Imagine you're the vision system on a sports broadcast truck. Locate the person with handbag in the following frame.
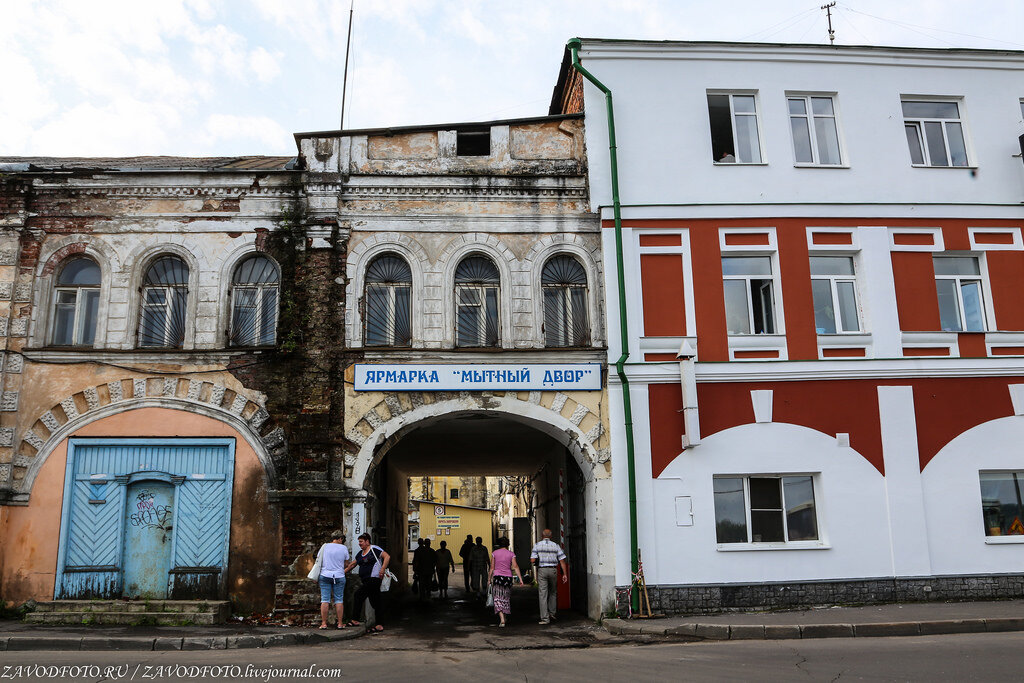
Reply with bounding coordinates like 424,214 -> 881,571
434,540 -> 456,599
344,532 -> 391,633
487,537 -> 524,627
309,530 -> 350,629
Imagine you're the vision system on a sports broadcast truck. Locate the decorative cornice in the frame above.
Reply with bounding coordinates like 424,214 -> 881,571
31,184 -> 299,199
341,184 -> 587,201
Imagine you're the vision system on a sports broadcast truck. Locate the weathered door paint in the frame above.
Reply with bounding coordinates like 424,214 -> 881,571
55,438 -> 235,600
122,482 -> 175,598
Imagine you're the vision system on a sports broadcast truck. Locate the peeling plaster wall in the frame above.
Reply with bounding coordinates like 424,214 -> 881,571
0,407 -> 277,611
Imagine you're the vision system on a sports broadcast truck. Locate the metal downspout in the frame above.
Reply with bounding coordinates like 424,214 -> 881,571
567,38 -> 640,613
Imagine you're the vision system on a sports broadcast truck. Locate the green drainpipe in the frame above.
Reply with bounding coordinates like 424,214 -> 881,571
567,38 -> 640,614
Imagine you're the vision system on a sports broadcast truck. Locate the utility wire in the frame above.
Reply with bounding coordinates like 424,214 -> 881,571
841,5 -> 1024,49
739,7 -> 818,41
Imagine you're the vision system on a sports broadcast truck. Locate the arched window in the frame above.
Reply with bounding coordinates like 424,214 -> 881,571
542,254 -> 590,347
364,253 -> 412,347
52,257 -> 100,346
455,255 -> 500,347
230,255 -> 280,347
138,255 -> 189,348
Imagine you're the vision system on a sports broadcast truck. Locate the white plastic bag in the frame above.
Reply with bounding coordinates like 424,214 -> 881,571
485,585 -> 494,607
380,568 -> 396,591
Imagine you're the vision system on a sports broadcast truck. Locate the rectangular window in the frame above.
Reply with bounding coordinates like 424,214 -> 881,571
788,96 -> 842,165
902,100 -> 969,167
981,472 -> 1024,536
934,256 -> 986,332
450,488 -> 460,500
714,475 -> 819,544
810,256 -> 860,333
722,256 -> 776,334
708,93 -> 762,163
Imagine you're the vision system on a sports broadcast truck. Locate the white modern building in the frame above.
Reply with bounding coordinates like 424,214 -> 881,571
552,39 -> 1024,613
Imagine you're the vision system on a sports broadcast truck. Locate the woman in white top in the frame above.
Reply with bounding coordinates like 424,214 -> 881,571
318,529 -> 351,629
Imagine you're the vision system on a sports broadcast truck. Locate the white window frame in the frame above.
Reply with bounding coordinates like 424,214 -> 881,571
787,93 -> 844,167
229,283 -> 278,347
708,91 -> 764,164
713,474 -> 825,550
933,255 -> 988,333
52,286 -> 100,347
980,470 -> 1024,544
810,255 -> 861,334
139,285 -> 186,348
901,98 -> 970,167
722,254 -> 778,335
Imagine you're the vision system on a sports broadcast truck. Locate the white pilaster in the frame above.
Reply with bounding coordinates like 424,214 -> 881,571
878,385 -> 931,576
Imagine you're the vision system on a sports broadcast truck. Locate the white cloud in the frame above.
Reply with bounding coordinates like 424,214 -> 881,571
249,47 -> 282,83
199,114 -> 293,153
27,99 -> 183,156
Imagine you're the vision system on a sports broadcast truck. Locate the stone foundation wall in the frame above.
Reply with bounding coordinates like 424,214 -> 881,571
617,574 -> 1024,616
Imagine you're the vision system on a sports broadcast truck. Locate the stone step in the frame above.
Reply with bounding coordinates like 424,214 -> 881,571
25,611 -> 221,626
32,600 -> 229,619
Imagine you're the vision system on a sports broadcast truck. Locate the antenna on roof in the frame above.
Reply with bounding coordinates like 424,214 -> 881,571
821,2 -> 836,45
340,0 -> 355,131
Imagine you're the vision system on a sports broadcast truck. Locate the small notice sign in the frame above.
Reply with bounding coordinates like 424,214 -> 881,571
1010,518 -> 1024,535
436,515 -> 460,528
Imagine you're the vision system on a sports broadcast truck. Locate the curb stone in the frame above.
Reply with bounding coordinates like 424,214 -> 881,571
81,637 -> 156,651
0,627 -> 366,651
603,617 -> 1024,641
154,637 -> 183,650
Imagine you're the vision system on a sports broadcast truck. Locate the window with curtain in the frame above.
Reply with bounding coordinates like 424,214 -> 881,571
52,257 -> 101,346
138,255 -> 189,348
455,255 -> 500,347
542,254 -> 589,347
230,255 -> 280,347
364,253 -> 412,347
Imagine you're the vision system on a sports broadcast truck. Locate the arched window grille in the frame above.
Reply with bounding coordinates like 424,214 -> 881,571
52,257 -> 100,346
542,254 -> 590,347
455,256 -> 500,347
230,255 -> 280,347
364,254 -> 412,347
138,255 -> 189,348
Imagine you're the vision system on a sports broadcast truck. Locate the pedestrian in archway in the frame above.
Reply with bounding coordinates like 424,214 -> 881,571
317,530 -> 350,629
435,540 -> 456,599
459,534 -> 474,592
488,537 -> 524,627
344,533 -> 390,633
417,538 -> 438,600
530,529 -> 568,625
469,536 -> 490,596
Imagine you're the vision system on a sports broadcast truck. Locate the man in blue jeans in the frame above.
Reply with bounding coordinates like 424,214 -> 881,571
530,529 -> 568,625
318,530 -> 350,629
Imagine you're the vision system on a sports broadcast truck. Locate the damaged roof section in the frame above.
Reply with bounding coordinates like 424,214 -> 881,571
296,114 -> 586,176
0,156 -> 297,173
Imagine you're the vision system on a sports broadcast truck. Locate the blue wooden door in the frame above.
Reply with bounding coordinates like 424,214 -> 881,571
56,438 -> 235,600
122,482 -> 175,598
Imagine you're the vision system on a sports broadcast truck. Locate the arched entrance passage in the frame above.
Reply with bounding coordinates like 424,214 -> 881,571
360,407 -> 597,616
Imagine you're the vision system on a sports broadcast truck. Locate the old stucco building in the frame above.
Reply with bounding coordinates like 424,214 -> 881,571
0,113 -> 613,619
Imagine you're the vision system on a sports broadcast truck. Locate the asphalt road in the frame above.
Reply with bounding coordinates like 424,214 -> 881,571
4,632 -> 1024,682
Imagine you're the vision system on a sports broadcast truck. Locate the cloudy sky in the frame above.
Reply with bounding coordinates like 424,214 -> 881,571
3,0 -> 1023,158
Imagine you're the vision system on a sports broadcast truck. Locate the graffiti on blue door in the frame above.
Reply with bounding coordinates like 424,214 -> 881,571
123,483 -> 175,598
55,438 -> 235,600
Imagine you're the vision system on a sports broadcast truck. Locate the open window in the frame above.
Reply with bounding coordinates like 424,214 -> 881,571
934,255 -> 986,332
722,256 -> 776,335
810,256 -> 860,334
902,99 -> 969,167
707,93 -> 762,163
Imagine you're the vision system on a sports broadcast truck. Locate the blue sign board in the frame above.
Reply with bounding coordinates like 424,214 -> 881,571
354,363 -> 602,391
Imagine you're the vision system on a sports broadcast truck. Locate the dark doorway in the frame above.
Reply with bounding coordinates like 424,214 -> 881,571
565,456 -> 588,612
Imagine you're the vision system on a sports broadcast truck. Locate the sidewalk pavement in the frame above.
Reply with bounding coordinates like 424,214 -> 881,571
604,599 -> 1024,641
0,620 -> 364,651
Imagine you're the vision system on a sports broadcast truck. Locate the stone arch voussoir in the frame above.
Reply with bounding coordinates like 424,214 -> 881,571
347,390 -> 606,489
7,377 -> 287,498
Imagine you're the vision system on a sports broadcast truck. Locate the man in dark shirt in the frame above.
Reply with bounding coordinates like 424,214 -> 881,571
458,534 -> 474,593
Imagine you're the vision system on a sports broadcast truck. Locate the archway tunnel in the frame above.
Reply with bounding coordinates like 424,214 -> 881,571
363,410 -> 591,615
